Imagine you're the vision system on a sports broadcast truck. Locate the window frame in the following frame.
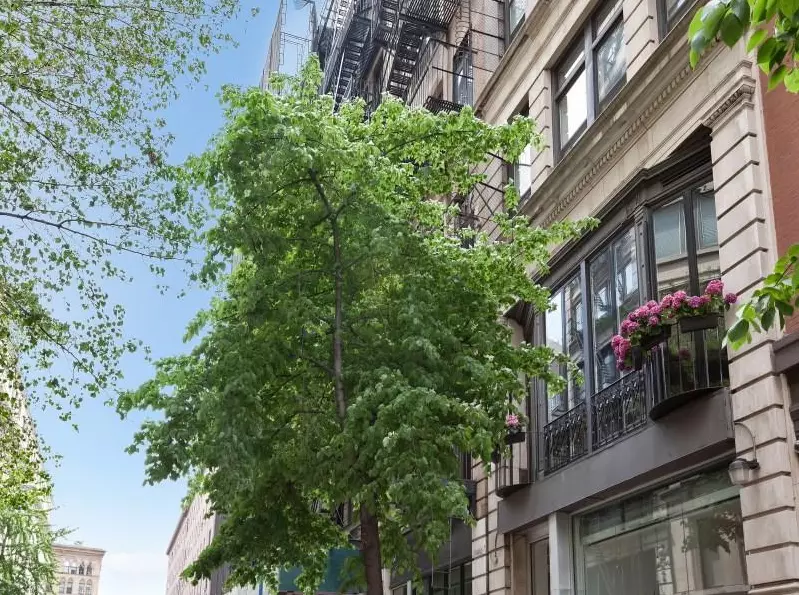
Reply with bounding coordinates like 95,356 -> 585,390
505,103 -> 533,203
657,0 -> 694,38
553,0 -> 626,159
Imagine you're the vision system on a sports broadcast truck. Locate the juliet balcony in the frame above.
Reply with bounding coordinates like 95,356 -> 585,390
496,319 -> 729,495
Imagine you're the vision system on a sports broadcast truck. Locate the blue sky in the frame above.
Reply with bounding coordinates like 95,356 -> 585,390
34,3 -> 313,594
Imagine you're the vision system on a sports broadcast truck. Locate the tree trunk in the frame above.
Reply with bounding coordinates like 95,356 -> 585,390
360,504 -> 384,595
331,215 -> 347,422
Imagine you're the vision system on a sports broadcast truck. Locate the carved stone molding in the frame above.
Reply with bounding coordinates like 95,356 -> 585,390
701,82 -> 756,130
541,64 -> 693,227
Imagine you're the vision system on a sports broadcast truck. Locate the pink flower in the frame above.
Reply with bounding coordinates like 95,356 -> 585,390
633,307 -> 649,320
673,290 -> 688,305
646,300 -> 659,309
660,295 -> 673,309
648,304 -> 662,315
699,295 -> 710,306
648,316 -> 660,326
506,413 -> 520,427
688,296 -> 703,308
725,293 -> 738,305
705,279 -> 724,295
611,334 -> 623,347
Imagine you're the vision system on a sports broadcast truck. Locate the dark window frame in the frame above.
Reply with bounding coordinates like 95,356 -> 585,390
657,0 -> 694,38
553,0 -> 626,160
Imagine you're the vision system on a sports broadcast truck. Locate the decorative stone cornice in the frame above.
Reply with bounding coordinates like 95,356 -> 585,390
702,81 -> 756,129
541,64 -> 693,227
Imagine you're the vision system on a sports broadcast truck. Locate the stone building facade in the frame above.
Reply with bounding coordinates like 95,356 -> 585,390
305,0 -> 799,593
53,544 -> 104,595
166,496 -> 228,595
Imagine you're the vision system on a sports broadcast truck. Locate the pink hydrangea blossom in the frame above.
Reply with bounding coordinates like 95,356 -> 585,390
648,316 -> 660,326
660,294 -> 673,308
725,293 -> 738,305
611,334 -> 623,347
705,279 -> 724,295
699,295 -> 710,306
648,304 -> 662,315
687,296 -> 703,308
673,290 -> 688,302
646,300 -> 659,309
506,413 -> 520,427
633,306 -> 649,320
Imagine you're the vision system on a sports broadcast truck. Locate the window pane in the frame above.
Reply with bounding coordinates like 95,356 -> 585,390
557,43 -> 585,87
614,229 -> 639,322
546,290 -> 565,420
577,469 -> 747,595
565,276 -> 584,408
595,20 -> 625,103
514,143 -> 533,195
558,69 -> 587,147
509,0 -> 526,33
591,247 -> 617,389
594,0 -> 623,35
694,189 -> 719,249
665,0 -> 690,26
653,199 -> 689,297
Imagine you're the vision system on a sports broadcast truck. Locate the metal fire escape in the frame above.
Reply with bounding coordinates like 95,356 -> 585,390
386,0 -> 461,100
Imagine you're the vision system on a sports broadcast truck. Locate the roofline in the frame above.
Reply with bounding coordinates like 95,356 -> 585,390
166,506 -> 191,555
53,544 -> 106,555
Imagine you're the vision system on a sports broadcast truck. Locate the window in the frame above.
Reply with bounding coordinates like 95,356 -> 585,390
545,275 -> 584,419
59,578 -> 66,594
69,561 -> 77,574
85,580 -> 93,595
453,35 -> 473,107
66,579 -> 73,594
575,467 -> 747,595
78,580 -> 85,595
554,0 -> 625,154
509,105 -> 533,198
660,0 -> 692,35
78,563 -> 85,575
507,0 -> 526,39
651,181 -> 719,298
86,564 -> 92,576
590,228 -> 640,390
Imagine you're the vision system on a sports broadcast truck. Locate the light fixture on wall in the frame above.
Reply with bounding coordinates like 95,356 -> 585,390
728,421 -> 760,486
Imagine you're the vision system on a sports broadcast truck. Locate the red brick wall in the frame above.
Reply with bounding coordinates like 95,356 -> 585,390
760,74 -> 799,333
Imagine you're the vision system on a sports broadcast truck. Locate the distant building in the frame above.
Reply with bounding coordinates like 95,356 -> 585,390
165,496 -> 227,595
53,544 -> 105,595
261,0 -> 314,91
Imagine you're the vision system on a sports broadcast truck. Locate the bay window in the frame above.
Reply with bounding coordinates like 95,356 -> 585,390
554,0 -> 626,155
546,275 -> 584,420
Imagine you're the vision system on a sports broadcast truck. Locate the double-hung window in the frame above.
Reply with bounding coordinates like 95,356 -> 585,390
554,0 -> 626,155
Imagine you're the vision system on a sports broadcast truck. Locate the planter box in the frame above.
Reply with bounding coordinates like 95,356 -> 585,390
506,430 -> 526,444
640,325 -> 672,351
679,314 -> 721,333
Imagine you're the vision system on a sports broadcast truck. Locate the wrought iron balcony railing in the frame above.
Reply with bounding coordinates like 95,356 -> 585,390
591,369 -> 648,449
543,402 -> 588,474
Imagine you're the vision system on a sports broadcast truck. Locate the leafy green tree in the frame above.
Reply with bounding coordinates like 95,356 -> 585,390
687,0 -> 799,91
0,0 -> 248,589
119,59 -> 591,595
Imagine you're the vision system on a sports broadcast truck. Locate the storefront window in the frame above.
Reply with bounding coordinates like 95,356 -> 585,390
575,468 -> 747,595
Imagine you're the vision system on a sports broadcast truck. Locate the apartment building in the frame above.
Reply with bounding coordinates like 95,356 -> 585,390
310,0 -> 799,594
166,496 -> 228,595
53,544 -> 104,595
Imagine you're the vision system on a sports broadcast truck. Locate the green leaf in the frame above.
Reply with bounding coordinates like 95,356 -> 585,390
785,68 -> 799,92
779,0 -> 799,17
776,300 -> 795,319
746,28 -> 767,51
758,38 -> 779,69
762,305 -> 777,330
726,319 -> 750,345
688,6 -> 707,37
770,65 -> 789,89
720,13 -> 745,47
732,0 -> 752,26
752,0 -> 768,20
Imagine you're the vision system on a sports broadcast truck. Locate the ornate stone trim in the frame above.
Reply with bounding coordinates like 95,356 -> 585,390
702,82 -> 756,129
541,64 -> 693,227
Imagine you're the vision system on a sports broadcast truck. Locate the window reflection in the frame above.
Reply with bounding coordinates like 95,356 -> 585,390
547,276 -> 584,420
576,468 -> 747,595
590,228 -> 639,390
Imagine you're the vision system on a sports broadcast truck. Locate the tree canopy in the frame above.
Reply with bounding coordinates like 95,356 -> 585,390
119,59 -> 591,594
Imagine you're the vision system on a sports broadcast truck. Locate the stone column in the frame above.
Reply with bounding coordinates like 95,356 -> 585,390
622,0 -> 659,80
706,70 -> 799,594
529,71 -> 553,196
548,513 -> 573,595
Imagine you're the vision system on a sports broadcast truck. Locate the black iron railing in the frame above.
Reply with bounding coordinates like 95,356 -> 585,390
591,369 -> 648,449
543,402 -> 588,473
